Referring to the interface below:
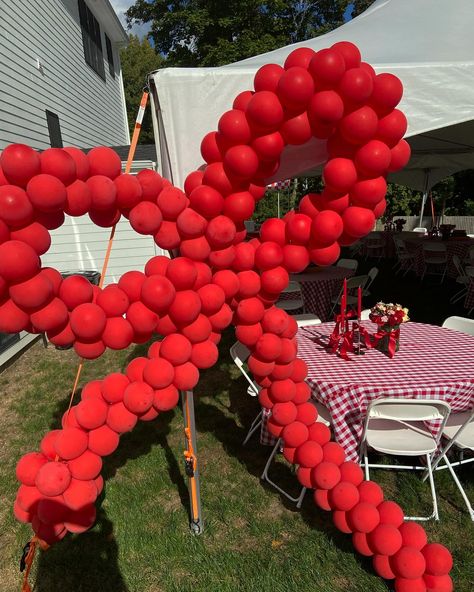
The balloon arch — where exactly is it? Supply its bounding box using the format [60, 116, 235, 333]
[0, 42, 453, 591]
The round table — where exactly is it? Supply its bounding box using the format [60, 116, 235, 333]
[261, 321, 474, 460]
[286, 266, 355, 321]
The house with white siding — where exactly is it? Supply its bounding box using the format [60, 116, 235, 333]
[0, 0, 160, 365]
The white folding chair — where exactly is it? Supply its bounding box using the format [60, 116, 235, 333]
[421, 243, 448, 282]
[276, 281, 305, 313]
[261, 400, 331, 509]
[442, 316, 474, 336]
[450, 255, 470, 304]
[364, 232, 385, 259]
[360, 398, 451, 521]
[363, 266, 379, 296]
[230, 342, 262, 445]
[393, 237, 415, 276]
[294, 314, 322, 328]
[413, 227, 428, 234]
[336, 258, 359, 272]
[427, 407, 474, 520]
[330, 274, 369, 317]
[360, 308, 371, 320]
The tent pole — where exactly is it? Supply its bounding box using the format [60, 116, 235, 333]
[418, 169, 431, 228]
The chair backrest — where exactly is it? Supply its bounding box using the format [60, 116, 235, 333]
[282, 281, 302, 294]
[394, 238, 409, 256]
[362, 398, 451, 444]
[360, 308, 371, 320]
[229, 341, 259, 395]
[346, 274, 369, 290]
[366, 267, 379, 288]
[337, 258, 358, 271]
[422, 242, 447, 253]
[466, 266, 474, 278]
[413, 227, 428, 234]
[452, 254, 466, 278]
[442, 316, 474, 336]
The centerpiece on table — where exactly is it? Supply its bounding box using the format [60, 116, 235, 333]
[369, 302, 409, 358]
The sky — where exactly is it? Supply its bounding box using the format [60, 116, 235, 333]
[109, 0, 152, 38]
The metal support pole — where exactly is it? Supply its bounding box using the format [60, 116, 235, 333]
[181, 389, 204, 535]
[418, 168, 431, 227]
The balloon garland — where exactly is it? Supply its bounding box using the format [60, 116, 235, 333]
[0, 42, 453, 591]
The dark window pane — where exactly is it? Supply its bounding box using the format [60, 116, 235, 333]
[77, 0, 105, 81]
[45, 110, 63, 148]
[105, 34, 115, 78]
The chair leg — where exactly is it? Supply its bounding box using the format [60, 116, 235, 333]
[426, 453, 439, 521]
[242, 410, 263, 445]
[443, 455, 474, 521]
[260, 438, 306, 506]
[363, 443, 370, 481]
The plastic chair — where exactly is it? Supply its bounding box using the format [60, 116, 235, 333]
[330, 275, 369, 317]
[261, 400, 331, 508]
[276, 281, 305, 312]
[294, 314, 322, 327]
[442, 316, 474, 336]
[363, 267, 379, 296]
[421, 242, 448, 282]
[393, 238, 415, 276]
[360, 398, 451, 521]
[449, 255, 470, 304]
[427, 408, 474, 520]
[413, 227, 428, 234]
[336, 258, 359, 272]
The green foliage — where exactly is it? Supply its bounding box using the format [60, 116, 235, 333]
[120, 35, 164, 144]
[126, 1, 374, 67]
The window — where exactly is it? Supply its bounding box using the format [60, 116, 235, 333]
[105, 34, 115, 78]
[45, 110, 63, 148]
[78, 0, 105, 80]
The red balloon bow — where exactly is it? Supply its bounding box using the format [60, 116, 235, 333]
[0, 41, 455, 592]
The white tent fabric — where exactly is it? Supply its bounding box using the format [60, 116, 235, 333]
[149, 0, 474, 192]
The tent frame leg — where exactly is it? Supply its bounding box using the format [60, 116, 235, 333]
[181, 389, 204, 535]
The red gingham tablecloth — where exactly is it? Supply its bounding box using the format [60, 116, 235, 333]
[261, 321, 474, 460]
[287, 267, 355, 321]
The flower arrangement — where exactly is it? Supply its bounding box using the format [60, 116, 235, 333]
[369, 302, 409, 357]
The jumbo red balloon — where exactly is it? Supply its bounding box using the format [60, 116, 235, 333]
[87, 147, 122, 179]
[27, 174, 67, 212]
[0, 143, 41, 187]
[246, 91, 284, 132]
[0, 185, 34, 227]
[40, 148, 76, 185]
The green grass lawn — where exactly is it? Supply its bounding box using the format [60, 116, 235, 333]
[0, 262, 473, 592]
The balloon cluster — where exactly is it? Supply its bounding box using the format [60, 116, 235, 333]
[0, 41, 452, 591]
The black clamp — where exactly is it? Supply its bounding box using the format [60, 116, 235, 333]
[20, 541, 31, 572]
[184, 457, 194, 477]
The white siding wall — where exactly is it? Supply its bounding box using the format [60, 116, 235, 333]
[41, 216, 160, 285]
[0, 0, 129, 149]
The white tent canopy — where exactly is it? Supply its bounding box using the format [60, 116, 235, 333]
[149, 0, 474, 192]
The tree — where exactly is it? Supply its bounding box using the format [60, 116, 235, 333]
[120, 35, 164, 144]
[126, 1, 375, 67]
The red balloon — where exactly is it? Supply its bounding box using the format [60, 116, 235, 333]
[350, 177, 387, 208]
[126, 301, 158, 334]
[70, 303, 106, 341]
[10, 273, 54, 311]
[309, 49, 346, 89]
[87, 175, 117, 210]
[40, 148, 76, 185]
[246, 91, 284, 132]
[373, 554, 396, 580]
[173, 361, 199, 390]
[137, 169, 163, 200]
[277, 66, 315, 110]
[342, 206, 376, 239]
[340, 106, 378, 145]
[0, 185, 34, 227]
[339, 461, 364, 486]
[353, 531, 374, 556]
[59, 275, 93, 310]
[160, 334, 192, 365]
[252, 132, 285, 161]
[63, 147, 90, 180]
[284, 47, 316, 70]
[295, 440, 323, 467]
[54, 427, 88, 461]
[424, 574, 453, 592]
[255, 241, 283, 270]
[378, 501, 404, 527]
[338, 67, 374, 104]
[422, 544, 453, 576]
[331, 41, 361, 69]
[388, 139, 411, 172]
[260, 266, 289, 294]
[323, 158, 357, 192]
[102, 317, 134, 350]
[87, 147, 122, 179]
[190, 185, 225, 218]
[154, 220, 181, 250]
[368, 524, 403, 556]
[218, 109, 252, 145]
[157, 186, 187, 221]
[36, 462, 72, 496]
[312, 461, 341, 489]
[200, 132, 222, 164]
[329, 481, 360, 511]
[308, 241, 340, 266]
[224, 145, 259, 179]
[89, 207, 120, 228]
[233, 90, 254, 111]
[107, 401, 137, 433]
[96, 285, 129, 317]
[272, 401, 298, 426]
[311, 210, 344, 246]
[153, 384, 180, 411]
[88, 425, 119, 456]
[206, 215, 236, 248]
[168, 290, 201, 325]
[348, 502, 380, 533]
[117, 270, 146, 302]
[223, 191, 255, 222]
[65, 180, 91, 216]
[180, 236, 211, 261]
[75, 398, 108, 430]
[0, 240, 39, 282]
[358, 480, 384, 505]
[355, 140, 392, 176]
[391, 547, 426, 579]
[237, 270, 261, 298]
[123, 381, 154, 415]
[176, 207, 207, 238]
[234, 322, 262, 347]
[114, 174, 143, 210]
[371, 73, 403, 114]
[398, 522, 427, 551]
[282, 244, 310, 273]
[0, 144, 41, 187]
[308, 90, 344, 124]
[376, 109, 408, 147]
[27, 174, 67, 212]
[281, 112, 312, 145]
[16, 452, 48, 486]
[166, 257, 197, 290]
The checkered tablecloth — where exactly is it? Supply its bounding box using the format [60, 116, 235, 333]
[260, 321, 474, 460]
[405, 237, 474, 278]
[286, 267, 355, 321]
